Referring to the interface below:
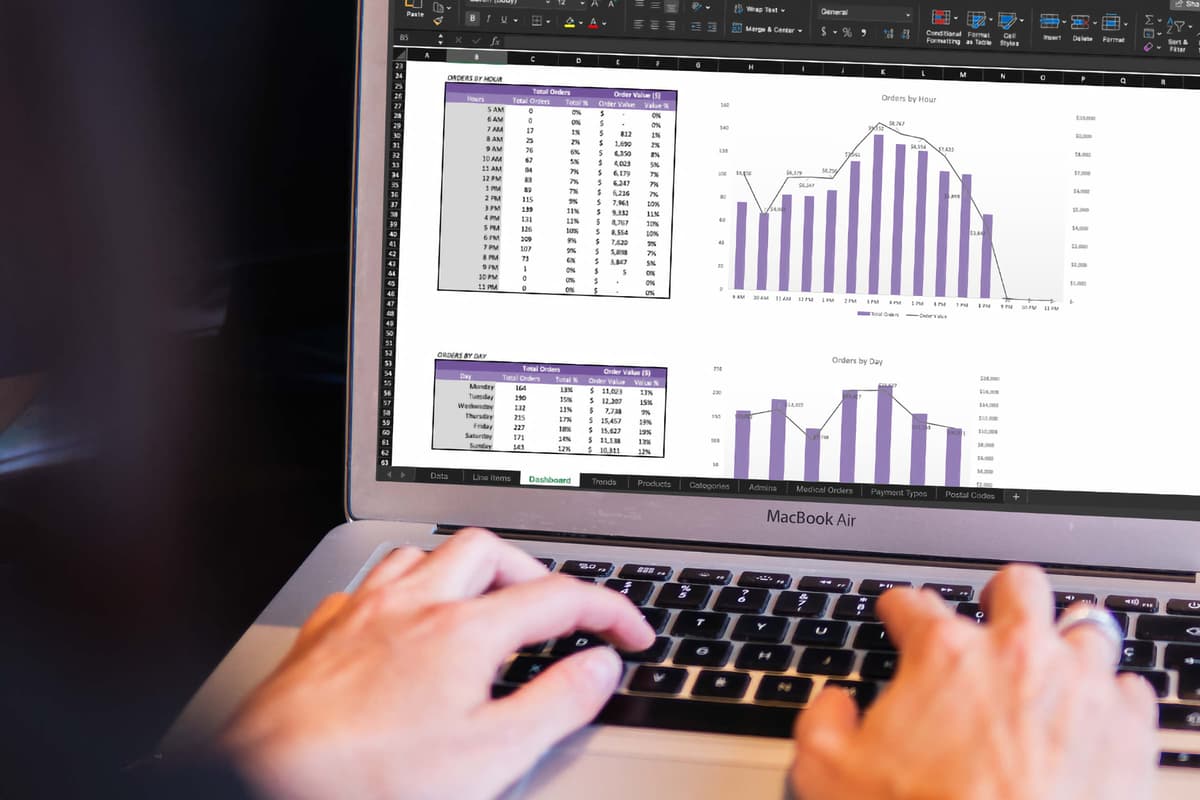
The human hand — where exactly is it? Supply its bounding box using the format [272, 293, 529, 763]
[791, 565, 1159, 800]
[220, 528, 655, 800]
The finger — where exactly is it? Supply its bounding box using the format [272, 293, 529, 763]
[794, 684, 859, 755]
[479, 646, 623, 761]
[403, 527, 549, 601]
[293, 592, 350, 649]
[1060, 602, 1121, 669]
[358, 546, 427, 592]
[1116, 671, 1160, 727]
[979, 564, 1054, 630]
[471, 574, 656, 657]
[875, 586, 953, 651]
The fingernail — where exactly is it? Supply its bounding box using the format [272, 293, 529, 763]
[581, 647, 622, 688]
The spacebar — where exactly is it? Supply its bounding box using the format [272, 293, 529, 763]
[493, 684, 797, 737]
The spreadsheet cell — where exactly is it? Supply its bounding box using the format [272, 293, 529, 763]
[438, 84, 677, 298]
[432, 360, 668, 457]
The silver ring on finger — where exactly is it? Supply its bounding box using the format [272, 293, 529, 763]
[1055, 605, 1124, 665]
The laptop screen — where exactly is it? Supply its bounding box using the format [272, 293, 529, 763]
[371, 1, 1200, 526]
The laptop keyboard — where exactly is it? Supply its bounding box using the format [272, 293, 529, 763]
[492, 559, 1200, 738]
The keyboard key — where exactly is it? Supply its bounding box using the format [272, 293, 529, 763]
[537, 558, 556, 570]
[1119, 669, 1169, 698]
[1135, 615, 1200, 643]
[714, 587, 769, 614]
[597, 694, 798, 736]
[923, 583, 973, 602]
[739, 571, 791, 589]
[793, 619, 850, 647]
[1165, 644, 1200, 671]
[773, 591, 830, 618]
[621, 636, 673, 663]
[735, 644, 794, 672]
[860, 651, 898, 680]
[1166, 598, 1200, 616]
[1106, 595, 1159, 614]
[504, 655, 555, 683]
[798, 576, 852, 593]
[732, 615, 788, 643]
[826, 680, 878, 710]
[833, 594, 878, 621]
[552, 632, 606, 656]
[656, 582, 711, 610]
[561, 560, 614, 578]
[675, 639, 732, 667]
[852, 623, 896, 651]
[678, 568, 732, 585]
[797, 648, 855, 676]
[956, 602, 987, 624]
[672, 611, 729, 639]
[1159, 703, 1200, 732]
[619, 564, 673, 581]
[1119, 640, 1156, 669]
[692, 670, 750, 699]
[1178, 667, 1200, 702]
[629, 666, 688, 694]
[1160, 752, 1200, 769]
[1054, 591, 1097, 608]
[604, 579, 654, 605]
[641, 606, 670, 634]
[756, 675, 813, 704]
[518, 641, 548, 655]
[859, 579, 911, 596]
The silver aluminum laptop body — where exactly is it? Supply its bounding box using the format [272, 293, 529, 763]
[164, 1, 1200, 796]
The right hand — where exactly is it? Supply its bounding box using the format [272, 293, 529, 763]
[791, 564, 1159, 800]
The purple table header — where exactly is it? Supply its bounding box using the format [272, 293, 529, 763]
[445, 82, 677, 111]
[435, 360, 668, 388]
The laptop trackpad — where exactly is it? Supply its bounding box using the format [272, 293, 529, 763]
[510, 726, 793, 800]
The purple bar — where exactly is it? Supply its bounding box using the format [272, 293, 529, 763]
[734, 411, 751, 480]
[779, 195, 792, 292]
[757, 213, 769, 291]
[945, 427, 963, 487]
[868, 135, 884, 294]
[910, 414, 928, 484]
[935, 171, 950, 297]
[804, 428, 821, 482]
[824, 190, 837, 292]
[734, 202, 747, 290]
[891, 144, 905, 295]
[770, 400, 787, 480]
[847, 162, 861, 294]
[875, 385, 893, 483]
[801, 196, 815, 292]
[958, 174, 972, 297]
[839, 390, 857, 482]
[913, 151, 928, 296]
[980, 214, 993, 299]
[445, 83, 678, 111]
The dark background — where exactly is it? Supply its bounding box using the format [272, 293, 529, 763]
[1, 2, 359, 794]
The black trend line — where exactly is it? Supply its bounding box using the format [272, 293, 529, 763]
[739, 121, 1056, 304]
[744, 387, 958, 436]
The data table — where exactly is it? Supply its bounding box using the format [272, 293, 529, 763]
[438, 83, 677, 298]
[432, 360, 668, 457]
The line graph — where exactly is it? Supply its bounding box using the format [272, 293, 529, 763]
[731, 383, 971, 488]
[724, 116, 1068, 303]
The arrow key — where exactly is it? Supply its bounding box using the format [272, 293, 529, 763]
[629, 665, 688, 694]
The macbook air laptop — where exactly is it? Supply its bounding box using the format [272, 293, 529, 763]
[163, 1, 1200, 795]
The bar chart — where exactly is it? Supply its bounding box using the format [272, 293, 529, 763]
[729, 123, 1014, 301]
[731, 384, 966, 487]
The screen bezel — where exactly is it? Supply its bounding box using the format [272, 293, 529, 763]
[347, 0, 1200, 573]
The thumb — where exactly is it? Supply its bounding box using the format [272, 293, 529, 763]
[482, 647, 622, 761]
[792, 685, 859, 797]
